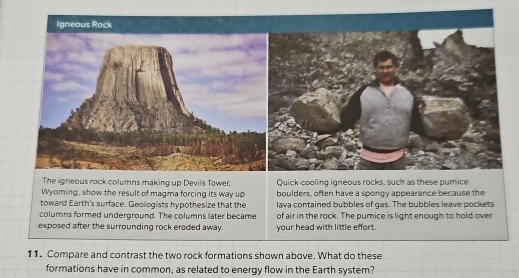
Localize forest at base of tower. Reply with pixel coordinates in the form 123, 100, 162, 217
36, 127, 266, 171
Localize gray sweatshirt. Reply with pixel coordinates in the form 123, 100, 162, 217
336, 79, 436, 151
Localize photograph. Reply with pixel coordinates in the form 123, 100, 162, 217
268, 29, 501, 170
37, 33, 267, 171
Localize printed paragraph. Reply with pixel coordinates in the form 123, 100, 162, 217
30, 171, 265, 240
269, 171, 507, 240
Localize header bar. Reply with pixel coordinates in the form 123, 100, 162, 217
48, 10, 493, 33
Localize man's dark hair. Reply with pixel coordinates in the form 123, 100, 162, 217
373, 51, 398, 68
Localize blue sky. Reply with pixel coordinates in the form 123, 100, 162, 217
41, 33, 267, 133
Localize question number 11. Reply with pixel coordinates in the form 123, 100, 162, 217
28, 250, 41, 258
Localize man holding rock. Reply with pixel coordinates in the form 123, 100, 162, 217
301, 50, 446, 170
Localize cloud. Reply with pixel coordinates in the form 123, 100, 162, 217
45, 53, 63, 66
44, 71, 65, 82
177, 50, 266, 78
55, 91, 93, 103
211, 80, 233, 90
168, 34, 264, 54
248, 47, 268, 60
188, 61, 265, 78
70, 70, 99, 81
46, 34, 87, 53
80, 33, 265, 55
182, 75, 266, 118
58, 63, 99, 82
175, 50, 249, 71
61, 62, 87, 72
215, 62, 265, 77
82, 92, 95, 98
52, 81, 90, 92
67, 51, 100, 66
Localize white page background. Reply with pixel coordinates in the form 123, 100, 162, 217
0, 0, 518, 277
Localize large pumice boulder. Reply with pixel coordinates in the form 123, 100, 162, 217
420, 96, 470, 140
289, 88, 340, 133
64, 45, 204, 134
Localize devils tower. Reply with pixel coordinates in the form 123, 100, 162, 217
65, 45, 204, 133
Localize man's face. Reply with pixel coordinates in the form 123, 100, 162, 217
375, 59, 397, 85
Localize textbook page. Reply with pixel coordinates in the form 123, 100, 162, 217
0, 0, 518, 277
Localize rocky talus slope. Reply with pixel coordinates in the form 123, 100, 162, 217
268, 31, 501, 170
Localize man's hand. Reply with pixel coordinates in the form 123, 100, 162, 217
416, 96, 425, 110
299, 119, 314, 131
